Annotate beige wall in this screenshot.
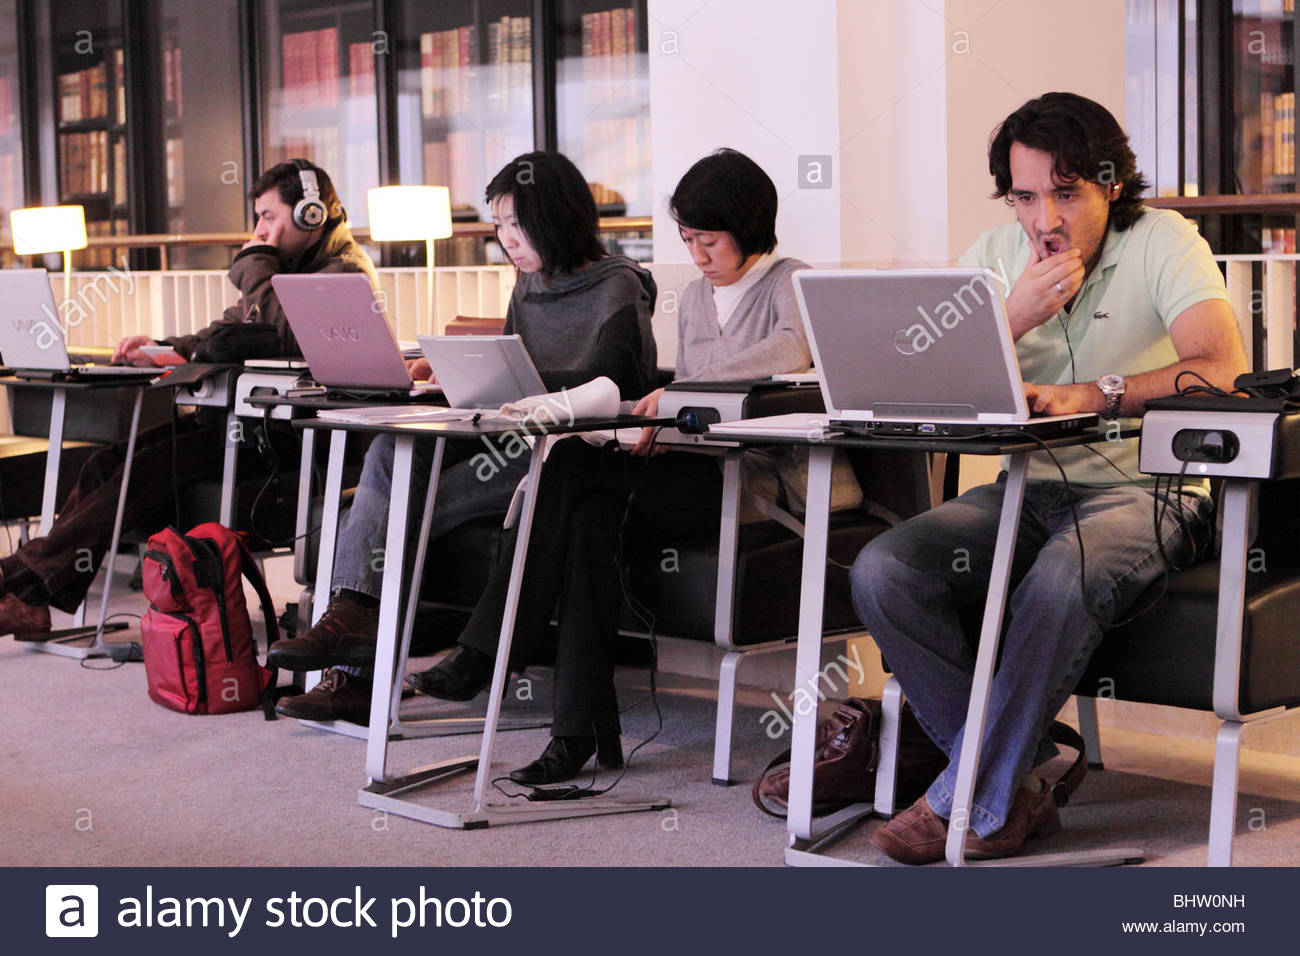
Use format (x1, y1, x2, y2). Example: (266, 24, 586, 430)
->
(943, 0, 1129, 258)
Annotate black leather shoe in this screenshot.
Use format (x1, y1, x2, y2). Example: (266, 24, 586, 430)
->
(508, 736, 624, 785)
(404, 645, 495, 701)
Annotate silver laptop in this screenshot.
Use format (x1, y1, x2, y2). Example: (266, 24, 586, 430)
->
(0, 269, 162, 379)
(792, 267, 1096, 437)
(271, 273, 417, 393)
(417, 334, 546, 409)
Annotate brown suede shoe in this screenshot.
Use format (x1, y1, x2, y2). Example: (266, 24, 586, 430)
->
(275, 668, 373, 724)
(0, 592, 52, 639)
(965, 776, 1061, 860)
(871, 794, 951, 865)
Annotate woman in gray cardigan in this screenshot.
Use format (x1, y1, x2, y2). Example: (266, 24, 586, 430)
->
(408, 149, 821, 784)
(269, 152, 657, 723)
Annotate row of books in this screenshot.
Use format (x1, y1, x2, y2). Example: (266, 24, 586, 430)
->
(578, 8, 639, 105)
(282, 28, 340, 112)
(418, 17, 532, 119)
(57, 62, 108, 125)
(58, 129, 112, 197)
(420, 26, 478, 118)
(1261, 91, 1295, 179)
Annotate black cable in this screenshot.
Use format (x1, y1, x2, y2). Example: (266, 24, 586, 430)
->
(980, 429, 1202, 632)
(78, 611, 144, 671)
(1056, 312, 1078, 385)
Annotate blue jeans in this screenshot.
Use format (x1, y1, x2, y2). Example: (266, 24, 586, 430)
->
(849, 477, 1211, 837)
(332, 433, 528, 599)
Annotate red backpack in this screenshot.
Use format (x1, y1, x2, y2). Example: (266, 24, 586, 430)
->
(140, 522, 281, 717)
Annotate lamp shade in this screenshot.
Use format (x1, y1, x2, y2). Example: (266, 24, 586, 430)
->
(10, 205, 89, 255)
(367, 186, 453, 242)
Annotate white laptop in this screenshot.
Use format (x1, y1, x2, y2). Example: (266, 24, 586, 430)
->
(417, 334, 546, 410)
(0, 269, 163, 380)
(789, 267, 1096, 438)
(271, 273, 436, 395)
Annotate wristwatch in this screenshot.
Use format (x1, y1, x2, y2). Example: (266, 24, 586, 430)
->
(1096, 374, 1126, 419)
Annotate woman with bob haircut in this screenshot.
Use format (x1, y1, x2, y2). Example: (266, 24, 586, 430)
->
(408, 147, 857, 785)
(270, 151, 658, 723)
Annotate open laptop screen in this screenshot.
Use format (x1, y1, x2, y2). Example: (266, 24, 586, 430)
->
(793, 268, 1030, 423)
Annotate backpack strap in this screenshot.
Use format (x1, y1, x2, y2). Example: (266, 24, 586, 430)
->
(236, 539, 288, 720)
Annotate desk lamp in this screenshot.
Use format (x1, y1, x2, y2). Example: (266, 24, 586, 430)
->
(10, 204, 89, 334)
(367, 185, 453, 334)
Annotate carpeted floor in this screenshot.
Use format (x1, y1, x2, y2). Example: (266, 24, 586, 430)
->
(3, 605, 1300, 869)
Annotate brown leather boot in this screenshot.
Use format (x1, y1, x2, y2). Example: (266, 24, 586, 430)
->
(0, 592, 52, 638)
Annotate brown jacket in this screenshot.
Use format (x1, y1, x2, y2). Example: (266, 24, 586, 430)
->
(164, 220, 378, 359)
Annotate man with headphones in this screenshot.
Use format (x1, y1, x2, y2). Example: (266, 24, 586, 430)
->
(849, 93, 1248, 864)
(0, 161, 375, 637)
(114, 159, 376, 364)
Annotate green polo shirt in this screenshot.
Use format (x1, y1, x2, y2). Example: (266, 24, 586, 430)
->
(959, 207, 1231, 486)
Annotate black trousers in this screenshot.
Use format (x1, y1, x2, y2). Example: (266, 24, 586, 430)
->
(458, 437, 724, 738)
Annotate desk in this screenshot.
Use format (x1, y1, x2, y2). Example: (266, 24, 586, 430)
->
(295, 414, 673, 829)
(244, 391, 516, 742)
(0, 374, 156, 658)
(706, 418, 1143, 867)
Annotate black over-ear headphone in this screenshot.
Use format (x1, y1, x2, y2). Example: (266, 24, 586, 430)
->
(290, 159, 327, 231)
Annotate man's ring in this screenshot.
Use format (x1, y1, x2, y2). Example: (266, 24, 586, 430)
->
(1055, 281, 1064, 294)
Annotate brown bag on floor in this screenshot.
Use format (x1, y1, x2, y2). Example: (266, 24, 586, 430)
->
(752, 698, 946, 817)
(752, 698, 1091, 819)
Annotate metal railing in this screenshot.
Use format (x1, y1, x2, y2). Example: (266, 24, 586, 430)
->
(0, 217, 654, 271)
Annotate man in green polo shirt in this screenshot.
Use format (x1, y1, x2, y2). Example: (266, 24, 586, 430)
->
(851, 92, 1248, 864)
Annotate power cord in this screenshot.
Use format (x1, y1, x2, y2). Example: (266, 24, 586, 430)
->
(78, 611, 144, 670)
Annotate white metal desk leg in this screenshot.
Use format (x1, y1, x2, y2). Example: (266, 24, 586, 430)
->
(786, 444, 836, 842)
(91, 388, 145, 644)
(713, 450, 743, 646)
(311, 429, 348, 626)
(391, 438, 445, 724)
(218, 411, 238, 527)
(471, 434, 551, 811)
(711, 449, 743, 784)
(39, 388, 68, 537)
(365, 433, 417, 784)
(945, 455, 1028, 867)
(1208, 480, 1257, 867)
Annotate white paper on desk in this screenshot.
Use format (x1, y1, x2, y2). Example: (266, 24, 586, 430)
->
(315, 405, 481, 425)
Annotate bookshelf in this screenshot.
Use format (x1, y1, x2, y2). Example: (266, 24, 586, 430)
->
(11, 1, 653, 271)
(53, 39, 127, 268)
(555, 1, 650, 217)
(395, 0, 535, 237)
(261, 0, 381, 227)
